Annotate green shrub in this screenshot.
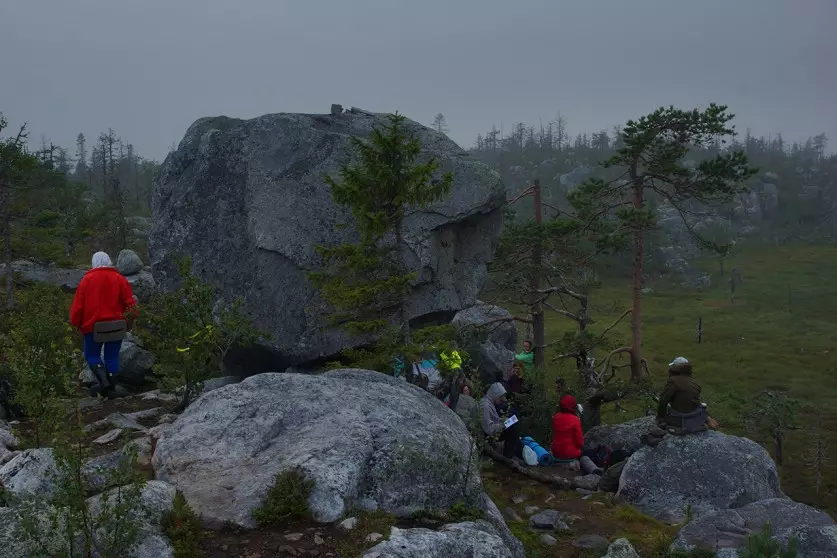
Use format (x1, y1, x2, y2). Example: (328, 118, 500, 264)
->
(252, 470, 314, 526)
(739, 524, 797, 558)
(163, 492, 204, 558)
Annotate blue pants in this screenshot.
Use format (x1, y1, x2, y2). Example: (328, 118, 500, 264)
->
(83, 333, 122, 375)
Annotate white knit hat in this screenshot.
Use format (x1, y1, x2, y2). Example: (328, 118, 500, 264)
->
(669, 356, 689, 367)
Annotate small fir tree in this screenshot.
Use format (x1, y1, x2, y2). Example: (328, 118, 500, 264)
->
(309, 112, 454, 369)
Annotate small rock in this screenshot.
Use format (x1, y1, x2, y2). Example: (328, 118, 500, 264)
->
(314, 534, 324, 545)
(540, 534, 557, 546)
(117, 249, 144, 276)
(338, 517, 358, 531)
(603, 537, 641, 558)
(524, 505, 540, 516)
(93, 429, 123, 445)
(277, 546, 298, 556)
(365, 533, 383, 543)
(511, 494, 528, 505)
(141, 390, 178, 403)
(284, 533, 304, 542)
(530, 510, 570, 531)
(126, 407, 164, 422)
(573, 534, 609, 551)
(107, 412, 148, 432)
(502, 507, 522, 522)
(157, 413, 178, 425)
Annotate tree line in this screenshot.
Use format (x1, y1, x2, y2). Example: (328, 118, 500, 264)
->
(0, 112, 160, 307)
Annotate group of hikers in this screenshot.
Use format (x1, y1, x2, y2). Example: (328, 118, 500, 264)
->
(430, 340, 721, 480)
(69, 249, 719, 479)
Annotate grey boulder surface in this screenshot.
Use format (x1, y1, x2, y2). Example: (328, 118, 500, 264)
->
(616, 430, 784, 523)
(0, 448, 59, 498)
(452, 302, 517, 383)
(0, 480, 176, 558)
(117, 249, 145, 276)
(363, 521, 516, 558)
(603, 538, 641, 558)
(671, 498, 835, 554)
(583, 416, 655, 455)
(150, 110, 504, 367)
(152, 369, 486, 528)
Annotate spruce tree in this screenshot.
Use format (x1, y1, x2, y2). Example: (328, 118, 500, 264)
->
(310, 113, 454, 370)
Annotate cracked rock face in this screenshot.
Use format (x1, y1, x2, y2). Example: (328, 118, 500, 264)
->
(151, 369, 484, 528)
(150, 110, 504, 368)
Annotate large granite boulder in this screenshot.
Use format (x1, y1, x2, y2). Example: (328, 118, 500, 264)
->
(150, 110, 504, 367)
(671, 498, 834, 553)
(152, 369, 486, 528)
(616, 431, 784, 523)
(0, 448, 59, 498)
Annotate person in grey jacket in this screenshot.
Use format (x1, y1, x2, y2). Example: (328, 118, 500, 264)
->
(481, 382, 522, 459)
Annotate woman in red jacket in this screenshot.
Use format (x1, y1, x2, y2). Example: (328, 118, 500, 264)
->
(69, 252, 137, 395)
(551, 394, 584, 460)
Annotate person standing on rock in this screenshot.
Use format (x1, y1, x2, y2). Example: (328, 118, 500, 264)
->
(70, 252, 138, 397)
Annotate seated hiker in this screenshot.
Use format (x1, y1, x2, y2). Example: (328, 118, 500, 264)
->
(481, 382, 523, 459)
(454, 383, 479, 428)
(644, 357, 719, 446)
(507, 361, 525, 394)
(551, 394, 604, 474)
(70, 252, 137, 397)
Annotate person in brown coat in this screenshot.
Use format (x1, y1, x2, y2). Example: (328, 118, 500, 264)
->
(643, 357, 719, 446)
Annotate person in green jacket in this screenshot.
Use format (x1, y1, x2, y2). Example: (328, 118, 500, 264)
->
(515, 339, 534, 374)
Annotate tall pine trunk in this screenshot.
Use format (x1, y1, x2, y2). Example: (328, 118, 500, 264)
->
(630, 180, 645, 379)
(394, 220, 411, 346)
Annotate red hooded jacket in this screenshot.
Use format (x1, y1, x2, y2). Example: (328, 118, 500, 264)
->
(551, 394, 584, 459)
(69, 267, 137, 335)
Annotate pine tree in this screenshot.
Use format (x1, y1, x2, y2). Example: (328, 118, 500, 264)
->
(568, 104, 757, 379)
(432, 113, 449, 135)
(309, 113, 453, 369)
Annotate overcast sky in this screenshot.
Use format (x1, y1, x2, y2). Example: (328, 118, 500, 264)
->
(2, 0, 835, 161)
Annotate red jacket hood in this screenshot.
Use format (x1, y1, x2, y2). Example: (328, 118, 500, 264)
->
(559, 394, 577, 412)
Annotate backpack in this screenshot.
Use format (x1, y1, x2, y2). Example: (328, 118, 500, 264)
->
(592, 444, 613, 468)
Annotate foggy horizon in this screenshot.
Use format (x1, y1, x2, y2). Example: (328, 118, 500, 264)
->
(3, 0, 835, 161)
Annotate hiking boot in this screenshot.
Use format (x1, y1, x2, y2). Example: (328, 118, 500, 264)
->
(88, 364, 109, 396)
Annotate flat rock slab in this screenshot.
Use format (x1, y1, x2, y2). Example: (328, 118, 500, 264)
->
(152, 370, 483, 528)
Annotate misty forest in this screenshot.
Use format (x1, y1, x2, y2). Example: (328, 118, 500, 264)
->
(2, 5, 837, 558)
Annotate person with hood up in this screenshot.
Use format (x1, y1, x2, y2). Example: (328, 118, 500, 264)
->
(70, 252, 137, 396)
(481, 382, 523, 459)
(552, 394, 603, 474)
(551, 394, 584, 460)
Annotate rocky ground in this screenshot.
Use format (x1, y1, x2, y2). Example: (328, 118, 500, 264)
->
(4, 369, 836, 557)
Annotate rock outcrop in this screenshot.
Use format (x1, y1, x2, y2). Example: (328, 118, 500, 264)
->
(363, 521, 516, 558)
(0, 480, 176, 558)
(152, 369, 486, 528)
(150, 110, 504, 368)
(671, 498, 835, 554)
(452, 302, 518, 383)
(616, 430, 784, 523)
(583, 416, 655, 456)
